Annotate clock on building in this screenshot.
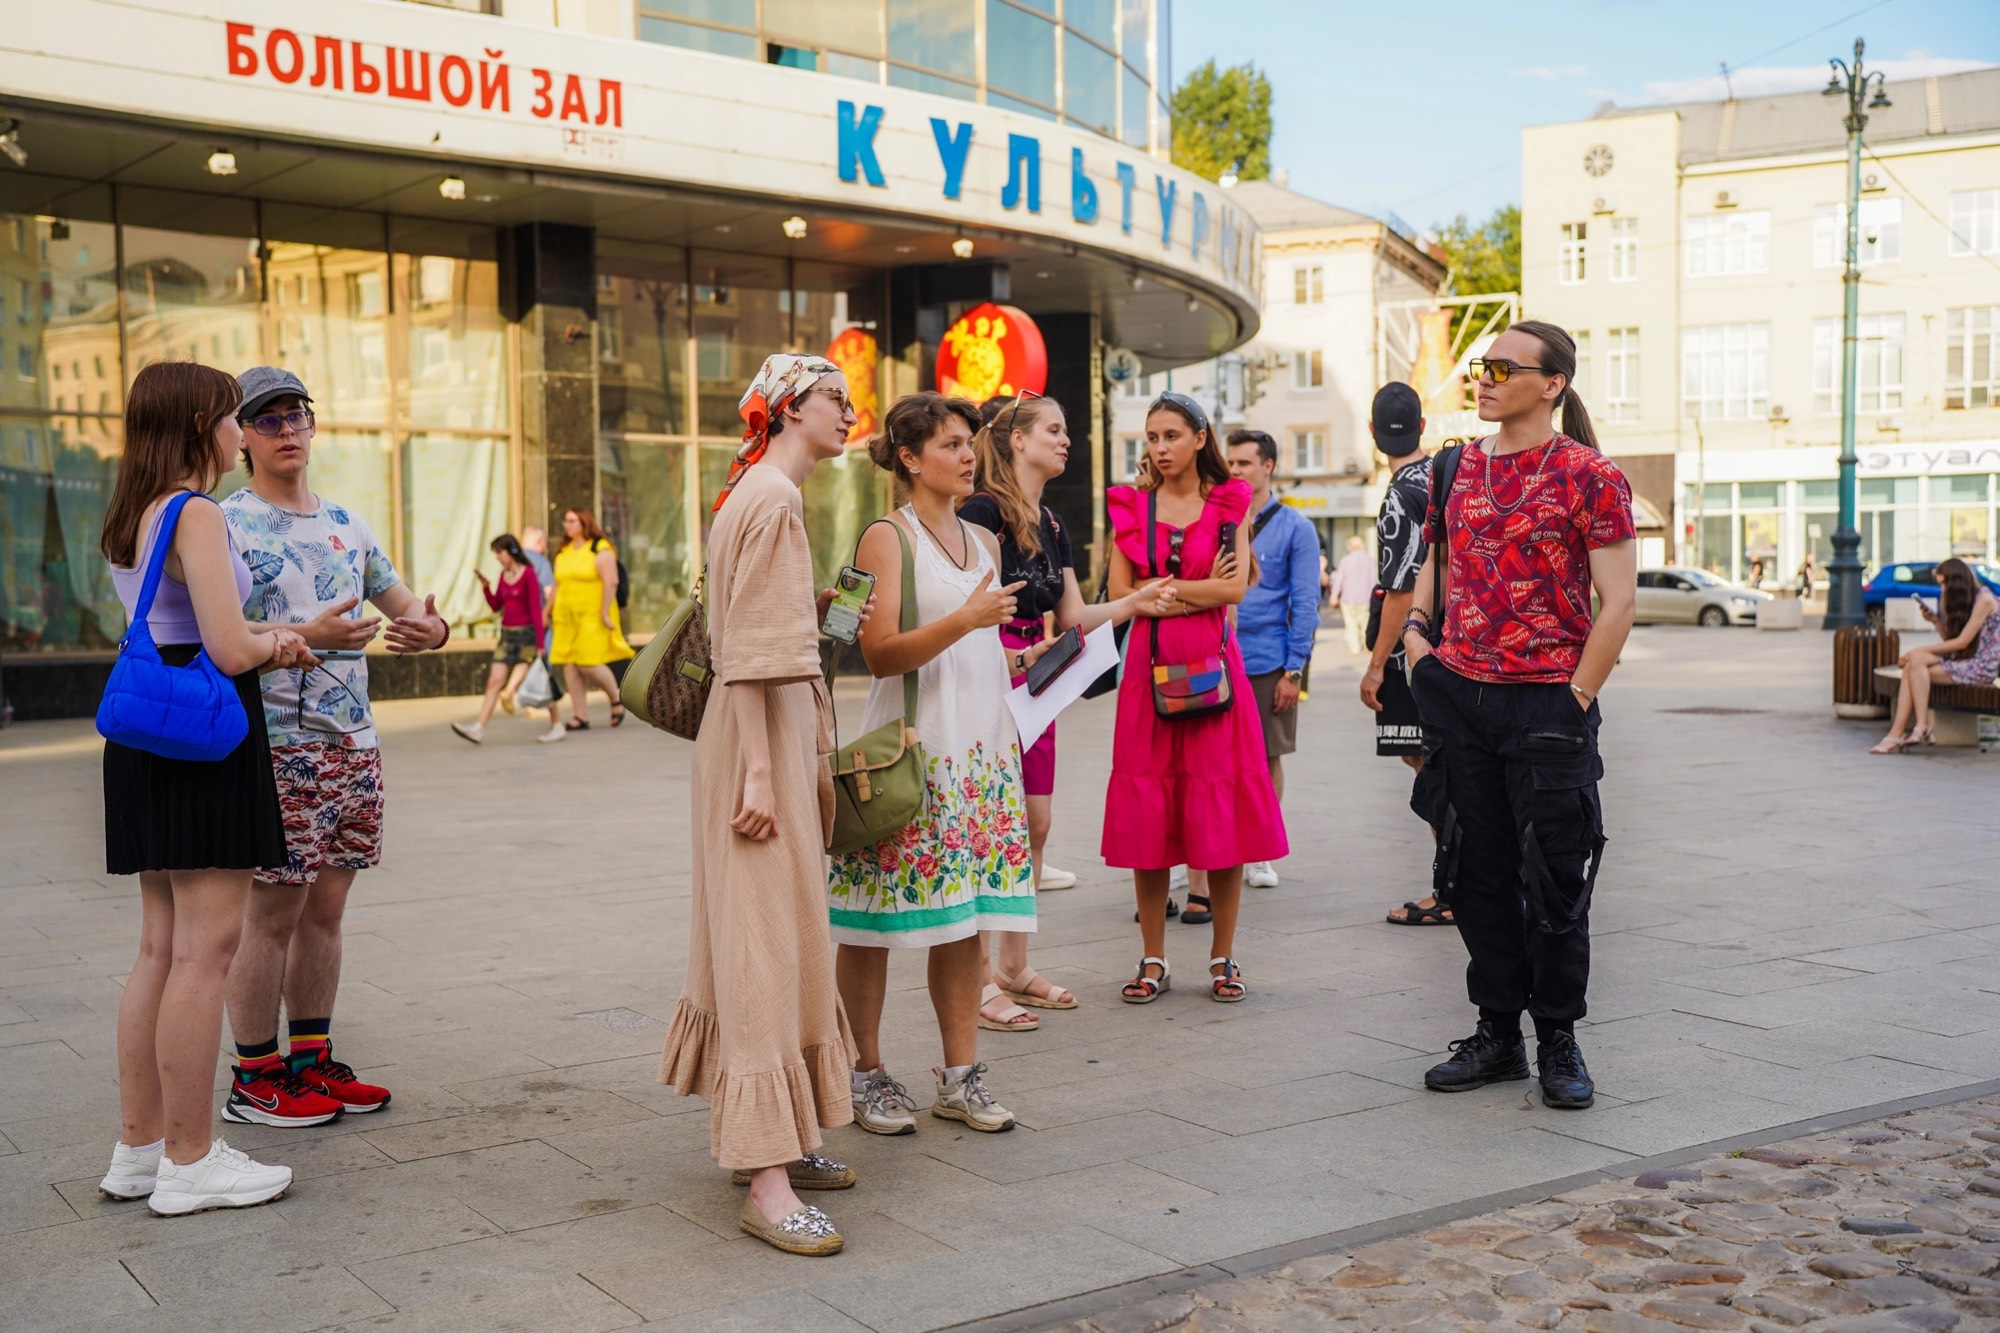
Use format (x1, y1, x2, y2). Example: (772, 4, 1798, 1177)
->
(1583, 144, 1614, 177)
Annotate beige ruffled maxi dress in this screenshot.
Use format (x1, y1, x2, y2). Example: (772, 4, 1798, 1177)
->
(660, 462, 856, 1169)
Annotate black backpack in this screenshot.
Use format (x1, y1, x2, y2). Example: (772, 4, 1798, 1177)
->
(591, 538, 631, 612)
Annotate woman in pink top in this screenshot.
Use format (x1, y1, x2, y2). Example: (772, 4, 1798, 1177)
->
(453, 534, 546, 743)
(1105, 391, 1287, 1006)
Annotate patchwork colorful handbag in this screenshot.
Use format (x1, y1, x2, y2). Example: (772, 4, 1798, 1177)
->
(1146, 488, 1234, 722)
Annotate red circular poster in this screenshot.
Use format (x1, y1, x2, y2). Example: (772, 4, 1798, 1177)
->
(824, 326, 880, 442)
(936, 303, 1047, 402)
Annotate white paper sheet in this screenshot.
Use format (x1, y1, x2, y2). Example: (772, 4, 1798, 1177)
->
(1005, 622, 1122, 751)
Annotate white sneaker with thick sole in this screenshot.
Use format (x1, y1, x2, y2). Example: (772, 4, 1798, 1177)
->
(451, 721, 484, 744)
(1246, 861, 1279, 889)
(1038, 864, 1078, 890)
(147, 1139, 291, 1216)
(1169, 865, 1189, 893)
(852, 1067, 918, 1136)
(98, 1141, 163, 1199)
(933, 1062, 1014, 1133)
(537, 723, 566, 744)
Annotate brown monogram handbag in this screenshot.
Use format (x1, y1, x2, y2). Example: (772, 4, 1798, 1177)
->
(620, 575, 713, 740)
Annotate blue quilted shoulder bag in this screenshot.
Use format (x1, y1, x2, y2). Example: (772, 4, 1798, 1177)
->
(95, 491, 250, 762)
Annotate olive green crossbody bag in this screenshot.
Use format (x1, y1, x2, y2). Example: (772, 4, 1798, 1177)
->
(825, 519, 928, 855)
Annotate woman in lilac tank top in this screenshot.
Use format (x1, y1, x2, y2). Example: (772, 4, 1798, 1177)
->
(96, 364, 314, 1216)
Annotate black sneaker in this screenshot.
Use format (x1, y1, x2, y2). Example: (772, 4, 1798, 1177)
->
(1424, 1020, 1530, 1092)
(1536, 1030, 1595, 1109)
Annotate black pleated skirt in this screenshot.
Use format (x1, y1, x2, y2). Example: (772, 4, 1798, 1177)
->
(103, 643, 286, 875)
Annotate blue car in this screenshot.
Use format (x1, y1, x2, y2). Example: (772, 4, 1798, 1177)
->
(1863, 559, 2000, 622)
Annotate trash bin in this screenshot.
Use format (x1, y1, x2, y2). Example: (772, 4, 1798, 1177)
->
(1833, 624, 1899, 719)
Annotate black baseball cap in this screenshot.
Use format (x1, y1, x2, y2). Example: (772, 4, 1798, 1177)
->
(1370, 382, 1423, 456)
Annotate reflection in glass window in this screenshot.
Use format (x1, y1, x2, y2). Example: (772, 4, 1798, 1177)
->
(396, 255, 507, 431)
(986, 1, 1057, 107)
(1064, 31, 1116, 135)
(888, 64, 975, 99)
(402, 432, 510, 625)
(638, 15, 759, 57)
(1122, 65, 1149, 147)
(262, 243, 392, 427)
(989, 92, 1057, 122)
(888, 0, 975, 82)
(0, 415, 123, 652)
(121, 226, 263, 382)
(599, 274, 689, 436)
(599, 440, 694, 629)
(1067, 0, 1115, 44)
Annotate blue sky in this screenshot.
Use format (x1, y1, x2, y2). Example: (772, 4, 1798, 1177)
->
(1173, 0, 2000, 231)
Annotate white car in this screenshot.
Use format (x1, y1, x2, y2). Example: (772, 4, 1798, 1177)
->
(1635, 567, 1772, 626)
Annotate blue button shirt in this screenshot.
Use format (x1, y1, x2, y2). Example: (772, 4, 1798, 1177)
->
(1236, 498, 1321, 677)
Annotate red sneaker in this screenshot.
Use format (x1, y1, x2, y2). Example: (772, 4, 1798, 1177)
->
(221, 1064, 346, 1127)
(292, 1042, 392, 1114)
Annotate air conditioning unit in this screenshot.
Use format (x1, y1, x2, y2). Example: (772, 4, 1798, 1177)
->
(1877, 413, 1902, 431)
(1714, 189, 1738, 209)
(1862, 172, 1885, 193)
(1767, 403, 1788, 423)
(1591, 195, 1615, 215)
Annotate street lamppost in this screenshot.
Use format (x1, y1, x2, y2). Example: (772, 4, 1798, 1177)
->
(1821, 38, 1891, 629)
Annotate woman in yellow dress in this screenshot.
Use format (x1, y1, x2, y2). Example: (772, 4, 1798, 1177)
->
(548, 507, 634, 731)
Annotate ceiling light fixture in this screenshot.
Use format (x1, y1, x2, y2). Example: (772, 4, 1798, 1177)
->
(438, 176, 466, 201)
(49, 219, 69, 241)
(0, 119, 26, 169)
(1186, 297, 1200, 313)
(781, 215, 809, 240)
(1128, 272, 1145, 291)
(206, 149, 238, 177)
(951, 236, 975, 259)
(894, 245, 914, 255)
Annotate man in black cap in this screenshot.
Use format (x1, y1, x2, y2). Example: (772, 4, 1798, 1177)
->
(1360, 382, 1452, 928)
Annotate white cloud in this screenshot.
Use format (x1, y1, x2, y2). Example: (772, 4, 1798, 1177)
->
(1512, 64, 1589, 80)
(1642, 56, 1993, 104)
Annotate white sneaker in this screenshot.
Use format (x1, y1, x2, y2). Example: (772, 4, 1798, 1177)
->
(98, 1140, 162, 1199)
(1169, 865, 1189, 893)
(1038, 864, 1078, 891)
(537, 722, 566, 744)
(1246, 861, 1280, 889)
(147, 1138, 291, 1216)
(451, 721, 484, 744)
(933, 1062, 1015, 1133)
(852, 1067, 918, 1136)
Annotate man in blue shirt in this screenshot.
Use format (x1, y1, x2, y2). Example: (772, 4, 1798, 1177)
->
(1226, 428, 1322, 889)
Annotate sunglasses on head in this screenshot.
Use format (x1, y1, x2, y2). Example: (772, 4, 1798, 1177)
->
(1468, 358, 1555, 386)
(999, 387, 1043, 444)
(247, 409, 315, 437)
(1166, 527, 1184, 578)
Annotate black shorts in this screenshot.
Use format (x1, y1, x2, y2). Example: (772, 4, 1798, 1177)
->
(493, 626, 538, 666)
(1375, 658, 1422, 757)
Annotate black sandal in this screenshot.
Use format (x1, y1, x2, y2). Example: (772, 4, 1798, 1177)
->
(1387, 900, 1454, 926)
(1181, 894, 1213, 926)
(610, 704, 626, 728)
(564, 718, 591, 732)
(1135, 897, 1181, 924)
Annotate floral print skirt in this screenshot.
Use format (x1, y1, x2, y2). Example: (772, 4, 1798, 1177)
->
(826, 738, 1036, 948)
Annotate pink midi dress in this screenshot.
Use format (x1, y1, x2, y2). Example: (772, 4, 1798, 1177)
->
(1101, 478, 1290, 871)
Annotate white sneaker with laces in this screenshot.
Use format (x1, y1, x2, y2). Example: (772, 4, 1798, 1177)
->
(1038, 864, 1078, 890)
(852, 1067, 918, 1136)
(451, 721, 484, 744)
(98, 1141, 162, 1199)
(1169, 865, 1189, 893)
(147, 1139, 291, 1216)
(537, 722, 567, 744)
(1246, 861, 1279, 889)
(933, 1062, 1015, 1133)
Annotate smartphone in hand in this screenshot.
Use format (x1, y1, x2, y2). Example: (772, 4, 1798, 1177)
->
(1025, 626, 1085, 696)
(824, 566, 876, 643)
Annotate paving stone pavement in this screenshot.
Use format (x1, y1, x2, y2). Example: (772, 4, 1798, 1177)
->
(1056, 1093, 2000, 1333)
(0, 624, 1994, 1331)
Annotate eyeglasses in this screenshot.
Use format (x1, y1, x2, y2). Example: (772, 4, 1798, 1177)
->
(293, 665, 370, 738)
(247, 409, 315, 437)
(808, 386, 853, 414)
(1468, 358, 1554, 385)
(999, 387, 1043, 444)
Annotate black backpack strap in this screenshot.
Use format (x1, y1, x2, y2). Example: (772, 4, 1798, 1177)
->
(1426, 443, 1465, 645)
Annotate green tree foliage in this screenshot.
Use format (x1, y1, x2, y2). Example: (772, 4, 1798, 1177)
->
(1433, 204, 1521, 300)
(1171, 61, 1273, 183)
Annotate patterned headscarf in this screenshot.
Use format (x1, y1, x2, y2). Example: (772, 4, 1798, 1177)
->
(712, 353, 841, 511)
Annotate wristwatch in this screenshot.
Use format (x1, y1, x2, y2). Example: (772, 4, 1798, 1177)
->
(1284, 669, 1303, 684)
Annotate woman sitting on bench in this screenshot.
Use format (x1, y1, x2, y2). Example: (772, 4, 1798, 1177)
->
(1872, 557, 1999, 753)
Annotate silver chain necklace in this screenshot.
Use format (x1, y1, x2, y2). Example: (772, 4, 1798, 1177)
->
(1480, 436, 1561, 518)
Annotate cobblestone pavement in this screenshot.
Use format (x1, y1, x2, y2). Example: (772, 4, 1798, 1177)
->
(1061, 1095, 2000, 1333)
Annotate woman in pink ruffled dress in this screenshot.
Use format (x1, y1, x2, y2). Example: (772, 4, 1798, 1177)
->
(1104, 391, 1288, 1006)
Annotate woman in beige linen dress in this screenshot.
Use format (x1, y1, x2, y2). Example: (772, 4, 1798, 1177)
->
(660, 354, 861, 1256)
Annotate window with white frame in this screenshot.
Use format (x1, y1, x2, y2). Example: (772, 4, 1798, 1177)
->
(1293, 264, 1323, 304)
(1811, 315, 1904, 415)
(1559, 221, 1587, 284)
(1293, 348, 1323, 390)
(1681, 324, 1769, 420)
(1119, 434, 1144, 480)
(1292, 429, 1326, 473)
(1119, 371, 1144, 398)
(1949, 190, 2000, 257)
(1604, 328, 1640, 422)
(1609, 217, 1638, 281)
(1946, 307, 2000, 409)
(1572, 330, 1590, 399)
(1812, 199, 1902, 267)
(1684, 211, 1770, 277)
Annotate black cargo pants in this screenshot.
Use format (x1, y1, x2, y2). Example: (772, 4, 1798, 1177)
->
(1407, 654, 1606, 1029)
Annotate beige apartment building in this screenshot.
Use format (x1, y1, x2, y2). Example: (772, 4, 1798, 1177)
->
(1112, 177, 1447, 554)
(1523, 68, 2000, 579)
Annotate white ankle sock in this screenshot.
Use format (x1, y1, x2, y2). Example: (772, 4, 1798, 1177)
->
(941, 1064, 972, 1086)
(124, 1138, 164, 1155)
(850, 1069, 869, 1094)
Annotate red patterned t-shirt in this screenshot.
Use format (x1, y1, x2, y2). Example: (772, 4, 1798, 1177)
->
(1425, 435, 1634, 683)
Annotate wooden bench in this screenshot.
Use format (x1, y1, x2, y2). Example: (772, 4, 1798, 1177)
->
(1872, 665, 2000, 750)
